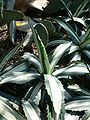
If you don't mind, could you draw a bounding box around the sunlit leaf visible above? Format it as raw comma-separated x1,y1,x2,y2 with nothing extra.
51,18,80,44
44,74,63,119
53,62,89,77
29,20,50,74
0,96,25,120
22,100,41,120
65,96,90,111
0,71,40,84
49,42,72,74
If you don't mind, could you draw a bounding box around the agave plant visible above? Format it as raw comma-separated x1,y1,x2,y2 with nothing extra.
0,20,89,120
49,17,90,65
44,0,90,63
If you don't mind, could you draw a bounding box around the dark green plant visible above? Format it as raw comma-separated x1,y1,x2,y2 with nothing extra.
0,22,89,120
0,0,90,119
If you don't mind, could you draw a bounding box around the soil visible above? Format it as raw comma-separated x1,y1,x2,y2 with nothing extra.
0,24,36,69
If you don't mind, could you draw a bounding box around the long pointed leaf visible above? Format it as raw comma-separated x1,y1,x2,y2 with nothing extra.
49,42,72,74
65,96,90,111
0,71,40,84
73,0,89,17
22,52,42,73
0,96,25,120
22,100,41,120
24,81,43,102
0,33,31,71
0,90,19,105
44,74,64,119
51,18,80,44
28,20,50,74
0,61,30,76
53,62,89,77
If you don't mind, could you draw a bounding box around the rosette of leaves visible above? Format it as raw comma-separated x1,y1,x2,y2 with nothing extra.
49,17,90,64
0,21,89,120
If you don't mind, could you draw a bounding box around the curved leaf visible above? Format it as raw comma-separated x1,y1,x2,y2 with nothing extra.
51,18,80,44
0,33,31,71
24,81,43,102
0,61,30,76
0,71,40,84
22,100,41,120
65,96,90,111
0,96,25,120
35,23,49,47
22,52,42,73
29,20,50,74
49,42,72,74
44,74,64,119
53,62,89,77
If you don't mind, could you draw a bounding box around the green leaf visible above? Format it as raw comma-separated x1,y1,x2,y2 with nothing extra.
73,0,89,17
0,96,25,120
42,20,60,38
53,62,89,77
24,81,43,102
49,42,72,74
80,26,90,48
82,110,90,120
0,33,31,71
0,71,40,84
65,96,90,111
22,52,42,73
0,10,24,26
51,18,80,44
0,61,30,76
35,23,49,47
29,21,50,74
22,100,40,120
44,74,63,119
